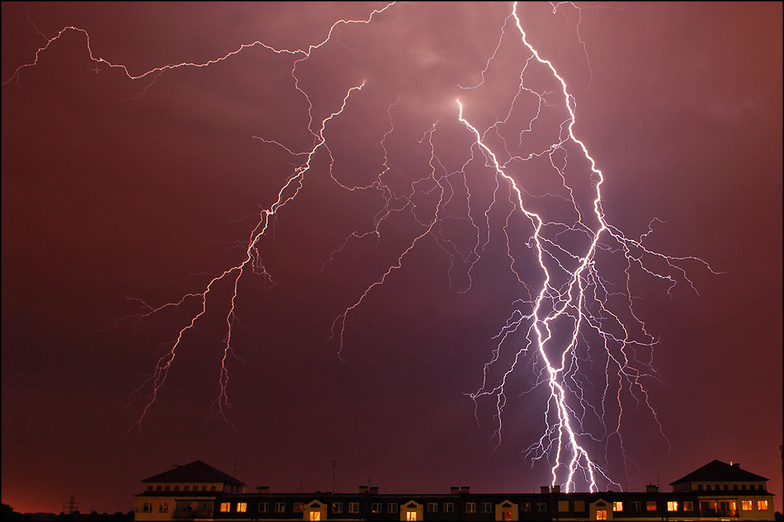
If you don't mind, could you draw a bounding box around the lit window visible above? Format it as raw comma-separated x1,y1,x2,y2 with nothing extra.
388,503,398,513
349,502,359,513
427,503,438,513
237,502,247,513
667,501,678,512
159,503,169,513
332,502,342,513
275,502,285,513
372,503,381,513
612,501,623,512
258,502,268,513
758,500,769,511
309,512,321,521
466,502,476,513
742,500,753,511
503,511,512,521
683,501,693,511
220,503,230,513
647,501,657,511
406,512,417,521
596,509,607,520
559,500,569,512
523,503,532,512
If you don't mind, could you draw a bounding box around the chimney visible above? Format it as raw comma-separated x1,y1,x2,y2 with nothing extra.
732,463,741,468
646,484,658,493
359,486,369,494
460,486,470,494
551,485,561,494
257,486,270,493
450,487,459,495
541,486,550,494
369,487,379,495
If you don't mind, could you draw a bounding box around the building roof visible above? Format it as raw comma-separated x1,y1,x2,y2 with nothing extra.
142,460,245,487
670,459,768,485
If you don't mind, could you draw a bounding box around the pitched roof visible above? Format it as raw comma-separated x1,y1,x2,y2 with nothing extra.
142,460,245,486
670,459,768,485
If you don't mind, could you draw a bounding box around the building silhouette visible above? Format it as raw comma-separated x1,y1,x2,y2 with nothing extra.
134,459,775,521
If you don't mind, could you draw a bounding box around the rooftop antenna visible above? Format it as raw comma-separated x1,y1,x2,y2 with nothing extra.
332,452,336,493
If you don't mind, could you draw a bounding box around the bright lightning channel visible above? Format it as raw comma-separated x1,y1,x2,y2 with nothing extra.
3,2,720,492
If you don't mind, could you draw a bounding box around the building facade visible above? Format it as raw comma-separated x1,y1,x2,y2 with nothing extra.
135,461,245,522
134,460,775,521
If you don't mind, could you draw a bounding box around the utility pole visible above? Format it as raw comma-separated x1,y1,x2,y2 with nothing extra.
64,496,78,515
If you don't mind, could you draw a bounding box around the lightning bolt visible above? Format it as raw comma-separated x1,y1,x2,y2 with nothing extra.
3,2,720,491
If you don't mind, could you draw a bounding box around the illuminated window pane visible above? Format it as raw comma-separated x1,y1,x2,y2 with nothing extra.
596,509,607,520
758,500,769,511
220,503,230,513
237,502,247,513
612,501,623,512
559,501,569,512
159,503,169,513
667,501,678,512
742,500,753,511
294,503,304,513
309,512,321,521
647,501,657,511
683,501,693,511
504,511,512,521
406,512,417,521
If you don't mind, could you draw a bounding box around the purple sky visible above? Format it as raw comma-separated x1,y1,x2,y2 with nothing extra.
2,2,781,514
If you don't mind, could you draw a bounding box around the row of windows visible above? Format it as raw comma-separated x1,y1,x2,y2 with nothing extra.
146,484,217,492
217,501,529,514
697,483,762,491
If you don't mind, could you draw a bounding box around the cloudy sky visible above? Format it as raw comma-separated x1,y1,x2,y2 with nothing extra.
2,2,781,514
